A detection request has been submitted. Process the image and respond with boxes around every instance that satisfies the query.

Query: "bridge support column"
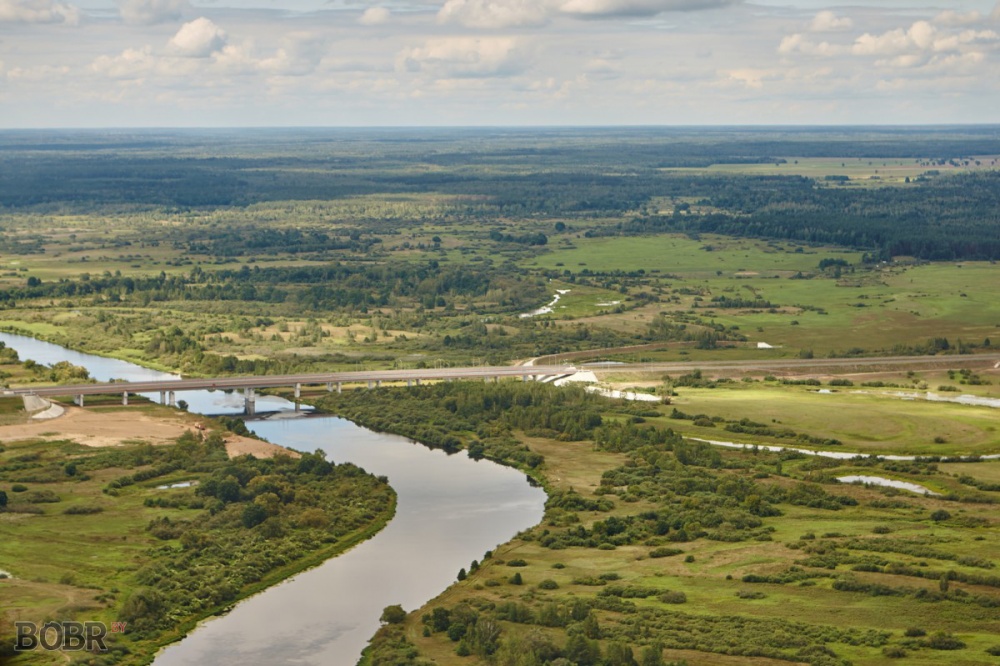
[326,382,333,392]
[407,379,412,387]
[244,388,256,416]
[76,394,84,408]
[416,379,421,386]
[294,383,301,400]
[337,382,342,394]
[376,380,382,388]
[160,391,166,405]
[122,392,128,406]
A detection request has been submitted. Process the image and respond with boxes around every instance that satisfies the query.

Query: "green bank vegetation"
[320,381,1000,666]
[0,421,394,664]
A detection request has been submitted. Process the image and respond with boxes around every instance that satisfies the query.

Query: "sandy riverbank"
[0,406,298,459]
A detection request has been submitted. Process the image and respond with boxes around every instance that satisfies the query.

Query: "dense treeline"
[606,172,1000,260]
[1,262,547,313]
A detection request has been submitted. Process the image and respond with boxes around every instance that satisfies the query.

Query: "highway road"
[3,352,999,400]
[2,365,578,398]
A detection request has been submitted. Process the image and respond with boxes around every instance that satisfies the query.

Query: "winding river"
[0,332,547,665]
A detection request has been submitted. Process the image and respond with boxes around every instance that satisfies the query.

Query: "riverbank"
[0,403,296,459]
[0,408,396,665]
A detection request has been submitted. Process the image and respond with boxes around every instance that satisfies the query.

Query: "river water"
[0,332,546,665]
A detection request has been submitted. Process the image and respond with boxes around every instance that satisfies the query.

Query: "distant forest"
[2,127,1000,260]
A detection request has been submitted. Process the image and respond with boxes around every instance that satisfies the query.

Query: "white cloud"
[558,0,739,18]
[257,34,327,76]
[810,11,851,33]
[358,7,390,26]
[397,37,525,78]
[0,0,79,24]
[993,2,1000,21]
[117,0,187,26]
[168,17,227,58]
[933,10,983,27]
[438,0,549,29]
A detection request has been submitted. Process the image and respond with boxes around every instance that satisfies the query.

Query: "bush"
[658,590,687,604]
[509,572,523,585]
[380,605,406,625]
[904,627,926,637]
[63,505,103,515]
[507,559,528,567]
[882,646,906,658]
[985,645,1000,656]
[930,510,951,522]
[11,484,27,493]
[649,547,683,559]
[538,579,559,590]
[923,632,966,650]
[736,590,767,600]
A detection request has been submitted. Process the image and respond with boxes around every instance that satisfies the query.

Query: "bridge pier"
[416,379,421,386]
[159,390,166,405]
[337,382,342,394]
[168,391,176,407]
[367,380,374,390]
[407,379,412,388]
[122,392,128,406]
[244,388,256,416]
[76,394,84,408]
[294,383,301,400]
[326,382,333,392]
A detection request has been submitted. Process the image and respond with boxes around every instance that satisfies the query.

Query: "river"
[0,332,547,665]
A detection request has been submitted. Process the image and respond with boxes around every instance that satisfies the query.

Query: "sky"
[1,0,999,127]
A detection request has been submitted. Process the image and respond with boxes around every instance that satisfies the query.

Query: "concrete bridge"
[2,365,578,415]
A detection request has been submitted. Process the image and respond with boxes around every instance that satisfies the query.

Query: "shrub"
[507,559,528,567]
[736,590,767,599]
[380,605,406,625]
[63,505,103,515]
[658,590,687,604]
[923,632,966,650]
[538,579,559,590]
[985,645,1000,656]
[649,547,683,559]
[11,484,27,493]
[904,627,926,637]
[930,510,951,522]
[882,647,906,658]
[509,572,523,585]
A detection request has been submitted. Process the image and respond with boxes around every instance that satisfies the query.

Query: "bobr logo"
[15,621,124,652]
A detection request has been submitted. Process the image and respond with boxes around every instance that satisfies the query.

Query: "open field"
[654,384,1000,457]
[661,155,1000,187]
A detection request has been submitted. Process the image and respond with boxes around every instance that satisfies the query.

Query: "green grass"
[524,235,860,277]
[655,384,1000,456]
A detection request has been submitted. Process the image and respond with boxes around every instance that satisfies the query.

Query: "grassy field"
[523,234,1000,356]
[651,383,1000,457]
[661,155,1000,187]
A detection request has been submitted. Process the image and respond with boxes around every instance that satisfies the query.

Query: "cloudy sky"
[1,0,999,126]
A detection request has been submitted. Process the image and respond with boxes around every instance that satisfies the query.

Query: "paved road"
[589,353,1000,375]
[4,352,999,398]
[2,365,578,398]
